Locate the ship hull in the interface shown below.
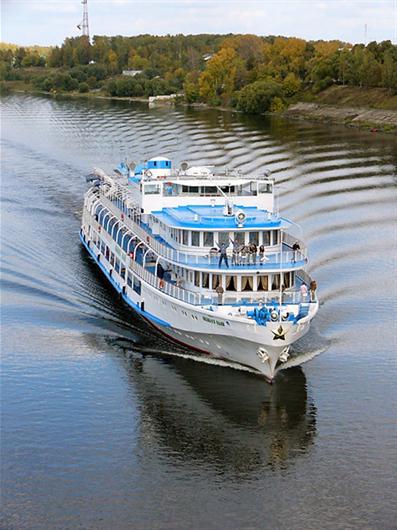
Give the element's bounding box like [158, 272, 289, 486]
[80, 232, 316, 381]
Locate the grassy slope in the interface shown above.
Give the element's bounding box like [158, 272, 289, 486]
[310, 85, 397, 111]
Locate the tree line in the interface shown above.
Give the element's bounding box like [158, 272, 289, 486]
[1, 34, 396, 112]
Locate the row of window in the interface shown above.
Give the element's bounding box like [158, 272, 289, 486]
[143, 182, 272, 197]
[91, 231, 142, 295]
[193, 271, 294, 292]
[165, 226, 279, 248]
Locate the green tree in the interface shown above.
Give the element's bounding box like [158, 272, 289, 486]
[199, 47, 239, 105]
[234, 79, 282, 113]
[382, 47, 397, 91]
[282, 72, 301, 97]
[183, 71, 200, 102]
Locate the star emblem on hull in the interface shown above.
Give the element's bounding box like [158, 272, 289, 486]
[272, 325, 287, 341]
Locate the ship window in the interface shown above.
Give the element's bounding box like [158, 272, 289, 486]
[194, 270, 200, 287]
[249, 231, 259, 245]
[144, 184, 160, 194]
[182, 230, 189, 245]
[112, 222, 120, 240]
[257, 275, 269, 291]
[133, 277, 141, 295]
[226, 275, 237, 291]
[202, 273, 209, 289]
[272, 231, 280, 245]
[272, 274, 281, 290]
[127, 272, 132, 287]
[117, 228, 125, 246]
[232, 232, 245, 245]
[203, 186, 217, 195]
[203, 232, 214, 247]
[241, 276, 254, 291]
[123, 235, 132, 252]
[262, 231, 270, 246]
[110, 253, 115, 266]
[218, 232, 229, 246]
[258, 182, 272, 193]
[250, 182, 258, 195]
[191, 231, 200, 246]
[99, 209, 108, 225]
[115, 259, 120, 273]
[189, 186, 199, 193]
[212, 274, 220, 289]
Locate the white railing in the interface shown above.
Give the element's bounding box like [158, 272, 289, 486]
[98, 194, 307, 270]
[87, 227, 312, 308]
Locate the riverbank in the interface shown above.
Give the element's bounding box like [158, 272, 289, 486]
[283, 86, 397, 134]
[283, 102, 397, 133]
[3, 83, 397, 134]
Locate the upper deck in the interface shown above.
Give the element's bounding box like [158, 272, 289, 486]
[152, 204, 287, 231]
[122, 157, 275, 215]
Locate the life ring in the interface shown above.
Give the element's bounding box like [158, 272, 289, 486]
[159, 279, 165, 289]
[129, 252, 134, 260]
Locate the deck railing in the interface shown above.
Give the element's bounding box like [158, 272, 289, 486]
[88, 229, 313, 308]
[96, 193, 307, 270]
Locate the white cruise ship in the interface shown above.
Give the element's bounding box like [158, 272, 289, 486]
[80, 156, 319, 381]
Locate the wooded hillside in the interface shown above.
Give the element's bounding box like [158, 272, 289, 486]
[1, 34, 396, 112]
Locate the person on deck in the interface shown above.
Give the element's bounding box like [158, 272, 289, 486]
[217, 241, 229, 268]
[292, 241, 301, 263]
[259, 245, 265, 264]
[215, 284, 224, 305]
[229, 237, 240, 266]
[300, 283, 308, 302]
[310, 280, 317, 302]
[250, 243, 257, 265]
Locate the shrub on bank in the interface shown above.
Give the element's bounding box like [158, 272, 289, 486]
[234, 79, 283, 113]
[78, 82, 89, 93]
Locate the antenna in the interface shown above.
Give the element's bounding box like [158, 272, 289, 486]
[77, 0, 90, 39]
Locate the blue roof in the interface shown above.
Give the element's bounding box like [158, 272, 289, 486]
[151, 205, 290, 230]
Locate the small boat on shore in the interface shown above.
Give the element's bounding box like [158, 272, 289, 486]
[81, 156, 319, 381]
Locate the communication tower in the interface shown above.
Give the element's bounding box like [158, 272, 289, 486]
[77, 0, 90, 39]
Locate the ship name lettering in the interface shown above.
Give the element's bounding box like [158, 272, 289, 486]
[203, 316, 225, 326]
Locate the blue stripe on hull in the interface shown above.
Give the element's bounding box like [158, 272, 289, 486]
[79, 231, 171, 328]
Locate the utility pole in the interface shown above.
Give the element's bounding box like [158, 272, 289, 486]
[77, 0, 90, 39]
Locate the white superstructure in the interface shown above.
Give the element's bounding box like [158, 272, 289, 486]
[80, 157, 319, 381]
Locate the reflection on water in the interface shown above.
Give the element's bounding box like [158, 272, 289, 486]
[115, 346, 317, 475]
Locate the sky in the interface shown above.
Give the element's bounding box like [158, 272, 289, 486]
[1, 0, 396, 47]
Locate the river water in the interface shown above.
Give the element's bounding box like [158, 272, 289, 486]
[1, 93, 396, 530]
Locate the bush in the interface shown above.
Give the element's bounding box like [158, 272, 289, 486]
[234, 79, 282, 113]
[79, 82, 89, 93]
[282, 73, 301, 97]
[270, 96, 285, 112]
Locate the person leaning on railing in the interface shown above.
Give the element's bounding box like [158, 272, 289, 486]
[215, 284, 224, 305]
[310, 280, 317, 302]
